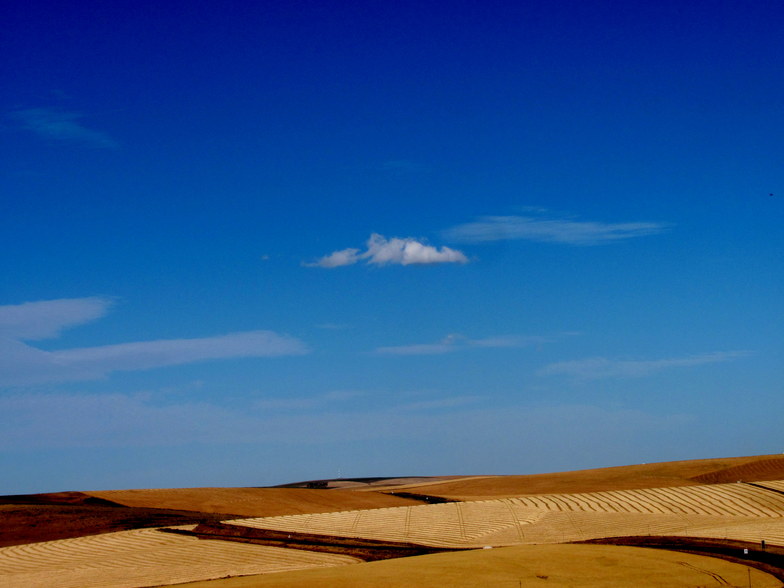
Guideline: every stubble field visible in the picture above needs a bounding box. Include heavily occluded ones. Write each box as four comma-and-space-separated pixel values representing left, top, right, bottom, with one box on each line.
2, 454, 784, 587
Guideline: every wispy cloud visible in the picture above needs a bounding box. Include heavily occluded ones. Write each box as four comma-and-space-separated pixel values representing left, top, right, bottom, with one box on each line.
0, 298, 308, 387
442, 212, 670, 245
10, 108, 119, 149
305, 233, 469, 268
396, 395, 482, 411
0, 392, 692, 477
256, 390, 365, 411
0, 297, 114, 340
375, 333, 544, 355
53, 331, 307, 373
539, 351, 751, 379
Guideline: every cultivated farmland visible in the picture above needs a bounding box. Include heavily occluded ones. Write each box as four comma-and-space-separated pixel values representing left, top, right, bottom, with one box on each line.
85, 486, 421, 517
2, 454, 784, 587
227, 480, 784, 548
170, 544, 784, 588
0, 527, 359, 588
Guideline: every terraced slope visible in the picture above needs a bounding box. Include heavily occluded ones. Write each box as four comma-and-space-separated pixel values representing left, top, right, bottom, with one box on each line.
228, 480, 784, 548
0, 527, 359, 588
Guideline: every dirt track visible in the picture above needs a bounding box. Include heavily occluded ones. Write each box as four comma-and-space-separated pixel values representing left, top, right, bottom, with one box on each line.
579, 536, 784, 581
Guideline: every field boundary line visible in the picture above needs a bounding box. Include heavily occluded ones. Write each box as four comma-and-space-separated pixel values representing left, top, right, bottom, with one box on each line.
745, 482, 784, 499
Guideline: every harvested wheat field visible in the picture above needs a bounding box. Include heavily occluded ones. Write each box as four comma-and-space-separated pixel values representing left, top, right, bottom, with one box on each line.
171, 543, 783, 588
3, 454, 784, 587
0, 527, 359, 588
227, 479, 784, 548
759, 480, 784, 492
389, 454, 784, 499
85, 487, 420, 517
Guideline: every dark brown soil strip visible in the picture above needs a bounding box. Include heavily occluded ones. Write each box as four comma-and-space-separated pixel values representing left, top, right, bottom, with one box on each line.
273, 477, 398, 488
161, 522, 466, 561
576, 536, 784, 582
0, 505, 239, 547
383, 491, 459, 504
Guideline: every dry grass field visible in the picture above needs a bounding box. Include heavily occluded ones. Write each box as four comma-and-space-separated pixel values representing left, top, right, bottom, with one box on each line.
85, 487, 420, 517
173, 543, 783, 588
2, 454, 784, 587
388, 453, 784, 499
227, 479, 784, 548
759, 480, 784, 492
0, 527, 359, 588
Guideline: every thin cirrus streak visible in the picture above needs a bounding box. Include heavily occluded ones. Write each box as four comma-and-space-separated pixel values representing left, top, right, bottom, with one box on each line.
538, 351, 751, 379
10, 108, 120, 149
52, 331, 309, 372
0, 331, 309, 387
0, 298, 309, 386
374, 334, 544, 355
441, 214, 670, 245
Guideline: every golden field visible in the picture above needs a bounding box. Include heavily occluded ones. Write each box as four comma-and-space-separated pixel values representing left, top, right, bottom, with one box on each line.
2, 454, 784, 587
177, 543, 782, 588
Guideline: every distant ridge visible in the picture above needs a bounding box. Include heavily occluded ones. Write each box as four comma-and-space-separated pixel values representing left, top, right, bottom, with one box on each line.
0, 491, 124, 508
690, 457, 784, 485
388, 454, 784, 500
274, 476, 468, 489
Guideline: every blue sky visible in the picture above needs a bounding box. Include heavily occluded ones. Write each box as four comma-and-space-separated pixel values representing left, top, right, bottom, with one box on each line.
2, 1, 782, 493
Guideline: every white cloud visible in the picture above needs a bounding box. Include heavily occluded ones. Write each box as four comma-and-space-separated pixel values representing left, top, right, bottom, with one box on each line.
0, 297, 308, 387
11, 108, 119, 149
375, 333, 543, 355
442, 213, 670, 245
306, 233, 469, 268
364, 233, 468, 265
539, 351, 751, 379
